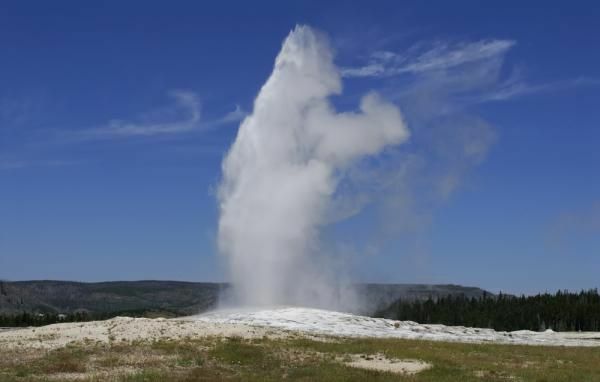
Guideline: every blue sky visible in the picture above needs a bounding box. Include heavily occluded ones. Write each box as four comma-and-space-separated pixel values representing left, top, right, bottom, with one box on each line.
1, 1, 599, 294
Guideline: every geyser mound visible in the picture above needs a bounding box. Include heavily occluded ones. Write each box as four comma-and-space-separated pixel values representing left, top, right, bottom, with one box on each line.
197, 307, 600, 347
217, 25, 409, 308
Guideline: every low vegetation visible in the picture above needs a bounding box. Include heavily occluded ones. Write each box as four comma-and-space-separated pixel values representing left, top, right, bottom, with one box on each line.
0, 310, 180, 328
1, 335, 599, 381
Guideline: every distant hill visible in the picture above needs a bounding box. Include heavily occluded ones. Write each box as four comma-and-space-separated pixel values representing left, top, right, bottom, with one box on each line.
0, 280, 492, 317
0, 280, 225, 316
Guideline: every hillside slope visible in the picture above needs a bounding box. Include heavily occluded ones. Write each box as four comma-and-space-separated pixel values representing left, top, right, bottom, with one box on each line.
0, 280, 223, 316
0, 280, 490, 317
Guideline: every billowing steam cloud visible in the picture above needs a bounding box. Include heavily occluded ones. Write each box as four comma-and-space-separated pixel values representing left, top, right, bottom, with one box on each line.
217, 25, 409, 307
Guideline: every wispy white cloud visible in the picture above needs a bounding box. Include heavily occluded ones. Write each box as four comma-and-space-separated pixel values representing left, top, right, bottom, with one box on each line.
343, 39, 600, 105
78, 90, 200, 139
1, 91, 247, 171
73, 90, 245, 141
341, 39, 515, 78
219, 104, 247, 125
478, 76, 600, 102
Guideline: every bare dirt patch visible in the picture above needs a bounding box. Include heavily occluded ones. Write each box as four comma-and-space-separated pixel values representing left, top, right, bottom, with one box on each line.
343, 353, 431, 375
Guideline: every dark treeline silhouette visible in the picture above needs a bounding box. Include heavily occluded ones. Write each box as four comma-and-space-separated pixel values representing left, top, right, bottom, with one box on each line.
0, 309, 178, 327
375, 289, 600, 332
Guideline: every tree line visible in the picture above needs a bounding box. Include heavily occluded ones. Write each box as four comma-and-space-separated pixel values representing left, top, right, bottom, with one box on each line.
0, 312, 103, 327
375, 289, 600, 332
0, 309, 178, 327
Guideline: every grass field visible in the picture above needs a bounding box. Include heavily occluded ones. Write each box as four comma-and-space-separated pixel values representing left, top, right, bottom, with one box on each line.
1, 335, 599, 381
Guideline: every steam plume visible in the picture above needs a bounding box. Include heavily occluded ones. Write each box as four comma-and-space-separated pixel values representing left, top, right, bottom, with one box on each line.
217, 25, 409, 307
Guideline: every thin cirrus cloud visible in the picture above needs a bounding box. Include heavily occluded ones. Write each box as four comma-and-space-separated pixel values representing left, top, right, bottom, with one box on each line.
341, 39, 516, 78
1, 91, 246, 170
478, 76, 600, 102
73, 90, 245, 141
342, 39, 599, 103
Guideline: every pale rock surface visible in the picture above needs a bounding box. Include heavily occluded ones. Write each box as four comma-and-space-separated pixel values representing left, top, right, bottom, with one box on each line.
2, 307, 599, 350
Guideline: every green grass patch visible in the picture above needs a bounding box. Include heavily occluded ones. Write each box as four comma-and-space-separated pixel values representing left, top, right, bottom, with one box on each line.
1, 336, 599, 381
210, 337, 271, 366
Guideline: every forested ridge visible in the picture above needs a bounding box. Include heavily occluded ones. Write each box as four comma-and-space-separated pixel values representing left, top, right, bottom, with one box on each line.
3, 281, 599, 332
375, 289, 600, 332
0, 280, 488, 326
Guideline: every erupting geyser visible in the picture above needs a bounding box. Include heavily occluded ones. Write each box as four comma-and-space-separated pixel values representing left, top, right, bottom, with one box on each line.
217, 25, 409, 307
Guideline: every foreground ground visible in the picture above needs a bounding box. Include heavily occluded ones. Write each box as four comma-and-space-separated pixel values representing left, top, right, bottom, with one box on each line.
2, 308, 600, 381
2, 334, 600, 381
